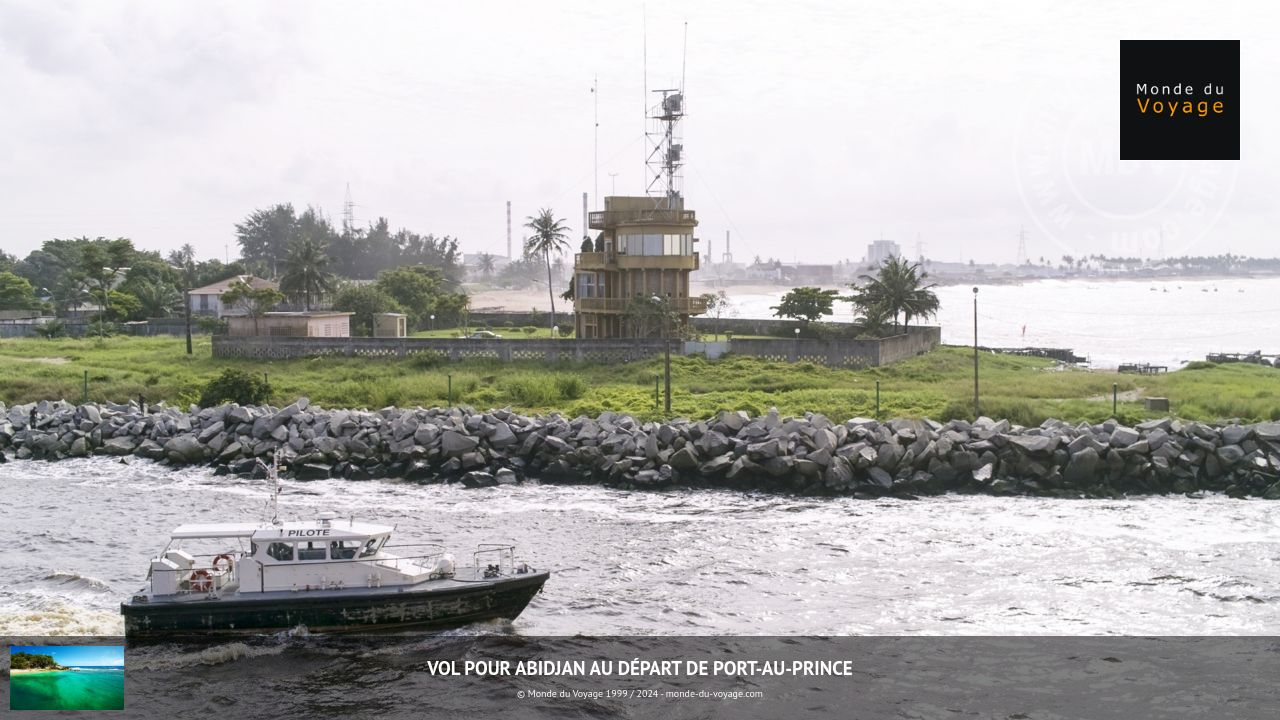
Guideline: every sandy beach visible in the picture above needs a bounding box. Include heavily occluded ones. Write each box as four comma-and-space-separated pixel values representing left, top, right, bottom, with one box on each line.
466, 281, 800, 313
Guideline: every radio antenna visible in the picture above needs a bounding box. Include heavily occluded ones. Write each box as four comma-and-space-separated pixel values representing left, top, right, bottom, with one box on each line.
642, 4, 648, 181
681, 21, 688, 93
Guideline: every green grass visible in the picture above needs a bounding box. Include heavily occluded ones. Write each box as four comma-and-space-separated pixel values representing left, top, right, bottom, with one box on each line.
0, 337, 1277, 425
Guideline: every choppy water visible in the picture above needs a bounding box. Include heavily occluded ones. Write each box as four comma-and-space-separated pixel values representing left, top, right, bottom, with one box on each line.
3, 458, 1280, 637
728, 276, 1280, 368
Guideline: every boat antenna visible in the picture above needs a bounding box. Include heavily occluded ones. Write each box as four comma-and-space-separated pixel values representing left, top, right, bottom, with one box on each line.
270, 449, 283, 526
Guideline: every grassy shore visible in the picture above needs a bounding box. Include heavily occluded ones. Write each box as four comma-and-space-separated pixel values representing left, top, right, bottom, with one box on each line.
0, 336, 1276, 425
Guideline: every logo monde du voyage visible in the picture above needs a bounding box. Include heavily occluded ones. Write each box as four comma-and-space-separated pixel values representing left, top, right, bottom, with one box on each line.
1120, 40, 1239, 160
1134, 82, 1226, 119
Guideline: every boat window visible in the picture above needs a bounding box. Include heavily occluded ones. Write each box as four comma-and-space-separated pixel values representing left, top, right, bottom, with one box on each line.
330, 540, 361, 560
298, 541, 326, 562
266, 542, 294, 562
359, 537, 383, 558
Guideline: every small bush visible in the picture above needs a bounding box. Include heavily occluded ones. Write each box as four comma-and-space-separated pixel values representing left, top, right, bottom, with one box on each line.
85, 320, 119, 338
522, 326, 538, 335
200, 368, 272, 407
195, 316, 228, 334
31, 321, 66, 339
555, 375, 587, 400
1183, 361, 1216, 370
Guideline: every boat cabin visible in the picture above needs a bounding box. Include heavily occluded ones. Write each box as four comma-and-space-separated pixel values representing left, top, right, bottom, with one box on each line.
148, 511, 446, 597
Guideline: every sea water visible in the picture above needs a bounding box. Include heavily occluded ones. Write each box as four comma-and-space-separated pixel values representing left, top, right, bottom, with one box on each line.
725, 276, 1280, 368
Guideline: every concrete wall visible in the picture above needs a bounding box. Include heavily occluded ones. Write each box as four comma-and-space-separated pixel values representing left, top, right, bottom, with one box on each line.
212, 327, 941, 368
213, 336, 674, 363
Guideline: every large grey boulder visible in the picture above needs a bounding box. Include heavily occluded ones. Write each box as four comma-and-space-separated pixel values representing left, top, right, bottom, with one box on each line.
441, 430, 479, 457
1063, 446, 1101, 485
163, 435, 205, 462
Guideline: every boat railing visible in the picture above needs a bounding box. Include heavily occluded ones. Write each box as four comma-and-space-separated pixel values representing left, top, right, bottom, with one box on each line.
473, 544, 518, 577
149, 564, 235, 596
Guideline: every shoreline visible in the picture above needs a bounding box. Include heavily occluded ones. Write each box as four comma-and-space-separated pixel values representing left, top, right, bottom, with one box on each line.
467, 273, 1280, 312
11, 668, 70, 674
4, 399, 1280, 500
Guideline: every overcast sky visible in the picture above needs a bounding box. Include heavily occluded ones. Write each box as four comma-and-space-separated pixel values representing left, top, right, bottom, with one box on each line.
2, 1, 1276, 265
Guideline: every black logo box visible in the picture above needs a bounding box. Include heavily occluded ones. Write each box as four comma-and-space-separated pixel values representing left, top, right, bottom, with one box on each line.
1120, 39, 1239, 160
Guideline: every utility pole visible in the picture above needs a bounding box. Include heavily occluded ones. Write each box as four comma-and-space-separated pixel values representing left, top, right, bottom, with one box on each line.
653, 295, 672, 415
972, 287, 980, 418
184, 289, 193, 355
506, 201, 512, 260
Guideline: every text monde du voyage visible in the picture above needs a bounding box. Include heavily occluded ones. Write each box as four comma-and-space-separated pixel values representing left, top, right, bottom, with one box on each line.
1135, 82, 1227, 118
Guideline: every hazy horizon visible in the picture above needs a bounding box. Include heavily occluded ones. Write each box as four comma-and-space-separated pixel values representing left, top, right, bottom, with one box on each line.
3, 1, 1277, 266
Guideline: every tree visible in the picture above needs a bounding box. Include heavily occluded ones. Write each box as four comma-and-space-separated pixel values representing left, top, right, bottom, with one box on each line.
235, 204, 297, 277
333, 283, 403, 336
845, 256, 939, 332
78, 238, 135, 336
771, 287, 838, 325
131, 280, 182, 318
523, 208, 571, 332
477, 252, 496, 278
700, 290, 733, 340
279, 236, 335, 310
0, 271, 38, 310
221, 279, 284, 335
0, 250, 15, 273
375, 265, 468, 329
104, 290, 142, 322
167, 243, 196, 268
623, 295, 678, 339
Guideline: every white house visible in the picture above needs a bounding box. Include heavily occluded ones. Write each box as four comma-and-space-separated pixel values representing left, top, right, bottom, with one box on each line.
188, 275, 277, 317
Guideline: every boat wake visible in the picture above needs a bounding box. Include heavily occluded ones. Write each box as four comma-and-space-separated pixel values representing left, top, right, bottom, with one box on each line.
39, 571, 113, 592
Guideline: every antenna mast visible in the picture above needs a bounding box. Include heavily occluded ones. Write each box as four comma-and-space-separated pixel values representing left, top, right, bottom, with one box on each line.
1017, 225, 1029, 266
592, 76, 599, 210
342, 183, 356, 234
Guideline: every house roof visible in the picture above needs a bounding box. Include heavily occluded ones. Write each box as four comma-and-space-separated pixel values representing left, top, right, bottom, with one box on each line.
189, 275, 277, 295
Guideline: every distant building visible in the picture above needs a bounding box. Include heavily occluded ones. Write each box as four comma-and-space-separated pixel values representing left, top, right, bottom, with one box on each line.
744, 259, 783, 282
188, 275, 278, 317
373, 312, 408, 338
227, 311, 352, 338
865, 240, 901, 268
782, 264, 835, 285
571, 195, 707, 338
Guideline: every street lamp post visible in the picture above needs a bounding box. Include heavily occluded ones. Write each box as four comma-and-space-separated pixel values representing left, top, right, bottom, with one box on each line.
794, 327, 800, 361
430, 314, 435, 332
652, 295, 671, 415
972, 286, 980, 419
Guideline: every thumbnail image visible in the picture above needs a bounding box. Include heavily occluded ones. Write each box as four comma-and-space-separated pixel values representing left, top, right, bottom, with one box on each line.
9, 645, 125, 711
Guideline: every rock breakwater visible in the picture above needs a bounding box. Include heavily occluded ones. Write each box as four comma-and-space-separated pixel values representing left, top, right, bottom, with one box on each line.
3, 399, 1280, 499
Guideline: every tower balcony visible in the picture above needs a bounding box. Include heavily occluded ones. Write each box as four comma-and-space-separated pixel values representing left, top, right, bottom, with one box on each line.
575, 296, 709, 315
574, 253, 700, 271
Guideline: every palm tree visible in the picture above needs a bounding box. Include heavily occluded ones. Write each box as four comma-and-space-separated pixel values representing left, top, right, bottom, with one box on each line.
167, 244, 196, 268
132, 280, 182, 318
523, 208, 571, 331
478, 252, 496, 278
279, 237, 335, 310
847, 256, 939, 332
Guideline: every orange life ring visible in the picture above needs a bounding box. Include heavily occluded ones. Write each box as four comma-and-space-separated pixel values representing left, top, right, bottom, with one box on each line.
213, 554, 234, 572
190, 568, 213, 593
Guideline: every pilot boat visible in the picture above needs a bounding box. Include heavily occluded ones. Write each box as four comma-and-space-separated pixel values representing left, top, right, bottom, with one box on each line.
120, 460, 548, 639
